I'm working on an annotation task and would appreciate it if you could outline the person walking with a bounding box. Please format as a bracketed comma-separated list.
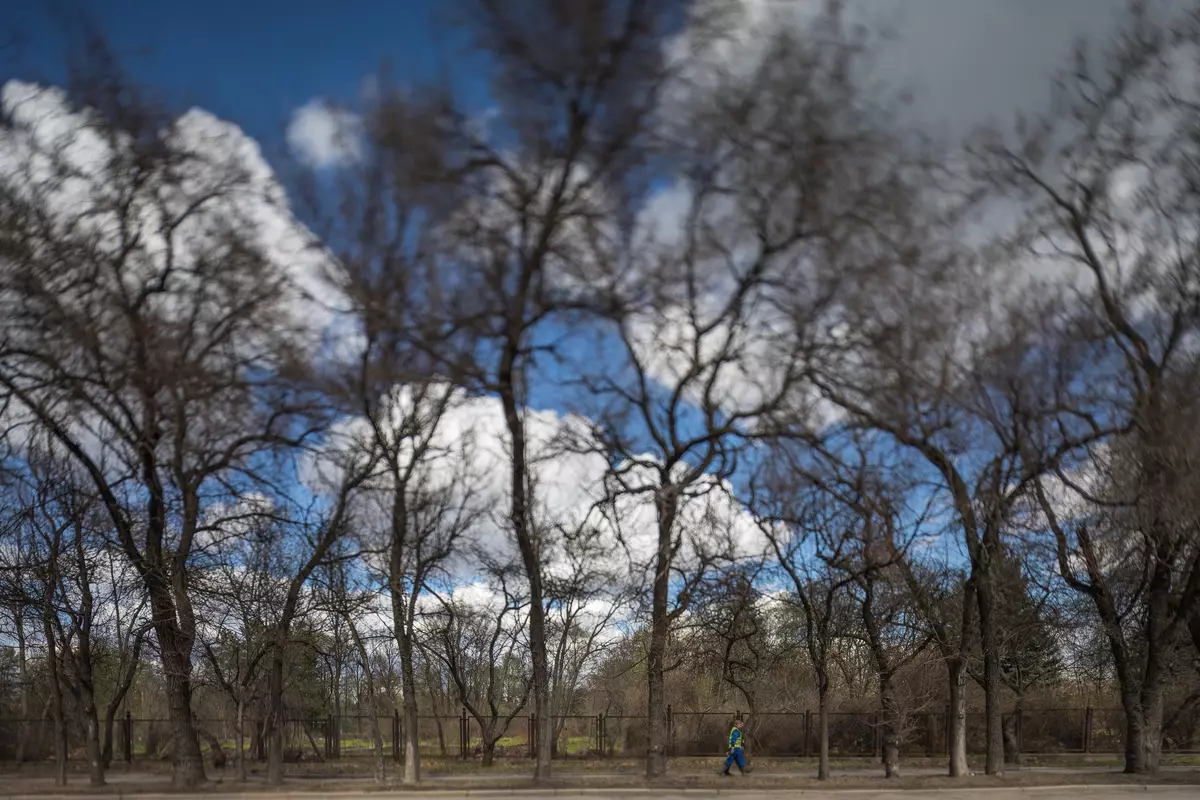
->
[721, 719, 749, 776]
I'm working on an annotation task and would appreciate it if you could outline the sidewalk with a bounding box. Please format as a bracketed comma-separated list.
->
[4, 785, 1200, 800]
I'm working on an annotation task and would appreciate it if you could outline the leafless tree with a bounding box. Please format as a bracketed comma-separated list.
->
[565, 0, 952, 776]
[971, 0, 1200, 773]
[316, 553, 388, 782]
[752, 460, 861, 781]
[688, 560, 771, 728]
[316, 0, 710, 780]
[0, 52, 327, 786]
[349, 378, 482, 784]
[196, 514, 282, 782]
[543, 521, 631, 756]
[421, 561, 533, 767]
[263, 437, 378, 784]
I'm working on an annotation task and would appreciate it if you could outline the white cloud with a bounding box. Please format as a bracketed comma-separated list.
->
[0, 80, 350, 514]
[0, 80, 344, 350]
[302, 385, 766, 592]
[286, 99, 363, 169]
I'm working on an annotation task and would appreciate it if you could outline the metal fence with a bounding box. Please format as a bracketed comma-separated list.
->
[2, 705, 1198, 763]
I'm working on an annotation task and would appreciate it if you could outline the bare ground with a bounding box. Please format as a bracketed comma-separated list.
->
[2, 757, 1200, 796]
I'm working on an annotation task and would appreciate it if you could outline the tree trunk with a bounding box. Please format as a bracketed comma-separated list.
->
[1123, 684, 1165, 774]
[645, 488, 678, 780]
[14, 608, 27, 766]
[197, 727, 226, 768]
[388, 491, 420, 786]
[817, 680, 830, 781]
[82, 692, 105, 786]
[880, 676, 900, 779]
[399, 633, 420, 785]
[252, 716, 264, 762]
[500, 385, 551, 782]
[236, 697, 247, 782]
[482, 738, 496, 767]
[267, 645, 285, 785]
[947, 657, 968, 777]
[1141, 688, 1164, 774]
[861, 576, 900, 779]
[148, 588, 207, 788]
[974, 568, 1004, 777]
[43, 612, 68, 787]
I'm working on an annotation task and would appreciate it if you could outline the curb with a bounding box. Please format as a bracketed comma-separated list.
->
[1, 786, 1192, 800]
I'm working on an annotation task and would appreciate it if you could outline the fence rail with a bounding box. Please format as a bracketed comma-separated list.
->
[1, 706, 1197, 764]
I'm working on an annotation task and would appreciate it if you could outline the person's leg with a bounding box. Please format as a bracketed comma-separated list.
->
[722, 751, 735, 775]
[735, 749, 745, 774]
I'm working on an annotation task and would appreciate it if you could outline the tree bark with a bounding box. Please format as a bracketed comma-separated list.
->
[398, 630, 420, 784]
[646, 486, 678, 780]
[947, 657, 968, 777]
[1123, 683, 1165, 774]
[42, 597, 68, 787]
[267, 644, 286, 784]
[236, 697, 247, 782]
[146, 579, 206, 788]
[82, 689, 105, 786]
[974, 567, 1004, 776]
[499, 381, 551, 782]
[817, 676, 830, 781]
[388, 487, 420, 786]
[880, 676, 900, 778]
[14, 607, 28, 766]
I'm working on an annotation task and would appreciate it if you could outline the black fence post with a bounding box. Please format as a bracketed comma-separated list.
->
[925, 712, 935, 757]
[667, 705, 674, 757]
[804, 710, 811, 758]
[530, 713, 538, 760]
[460, 709, 469, 760]
[392, 710, 401, 762]
[1084, 707, 1094, 753]
[123, 711, 132, 764]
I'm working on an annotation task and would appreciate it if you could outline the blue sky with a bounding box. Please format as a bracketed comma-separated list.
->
[6, 0, 474, 148]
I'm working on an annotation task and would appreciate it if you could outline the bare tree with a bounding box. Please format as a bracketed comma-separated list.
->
[971, 0, 1200, 773]
[0, 53, 326, 786]
[264, 437, 378, 784]
[689, 561, 771, 727]
[752, 464, 859, 781]
[321, 1, 703, 780]
[351, 379, 481, 785]
[196, 514, 281, 782]
[543, 521, 631, 756]
[422, 562, 533, 767]
[318, 554, 388, 782]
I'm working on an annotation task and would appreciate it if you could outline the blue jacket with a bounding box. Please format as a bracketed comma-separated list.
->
[728, 726, 743, 750]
